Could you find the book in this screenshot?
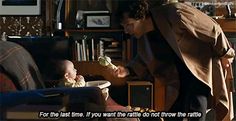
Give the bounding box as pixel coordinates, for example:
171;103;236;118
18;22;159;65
91;38;95;61
82;39;86;61
104;48;121;53
99;40;104;57
76;41;81;61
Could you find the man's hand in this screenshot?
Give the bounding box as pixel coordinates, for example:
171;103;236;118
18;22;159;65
112;66;130;78
221;58;234;69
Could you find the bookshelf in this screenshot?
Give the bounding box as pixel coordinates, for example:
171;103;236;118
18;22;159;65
64;0;129;62
63;0;131;83
64;29;127;62
64;29;123;33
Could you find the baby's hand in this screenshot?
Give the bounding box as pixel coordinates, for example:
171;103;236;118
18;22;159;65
75;75;86;87
76;75;84;81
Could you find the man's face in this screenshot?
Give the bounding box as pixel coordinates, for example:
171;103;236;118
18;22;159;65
120;13;142;38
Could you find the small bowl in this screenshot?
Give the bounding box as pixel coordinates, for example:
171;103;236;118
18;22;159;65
85;80;111;89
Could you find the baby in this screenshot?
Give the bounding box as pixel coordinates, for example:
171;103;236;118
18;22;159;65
53;59;109;100
54;60;86;87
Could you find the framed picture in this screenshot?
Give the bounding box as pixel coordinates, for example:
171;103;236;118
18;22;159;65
0;0;41;15
84;13;111;28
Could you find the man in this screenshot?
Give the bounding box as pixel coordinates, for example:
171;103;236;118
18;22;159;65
112;0;235;121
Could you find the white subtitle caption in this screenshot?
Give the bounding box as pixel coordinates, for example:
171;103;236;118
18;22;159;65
38;111;202;118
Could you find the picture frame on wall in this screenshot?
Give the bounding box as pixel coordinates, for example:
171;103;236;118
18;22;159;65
84;13;111;28
0;0;41;15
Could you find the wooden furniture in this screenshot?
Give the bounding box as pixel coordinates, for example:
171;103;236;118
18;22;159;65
64;0;129;61
154;79;166;111
127;81;153;109
215;19;236;33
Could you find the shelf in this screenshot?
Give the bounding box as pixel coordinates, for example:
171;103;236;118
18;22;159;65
64;29;124;33
215;18;236;32
72;60;125;64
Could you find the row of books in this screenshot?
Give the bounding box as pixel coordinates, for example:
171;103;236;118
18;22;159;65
74;37;123;61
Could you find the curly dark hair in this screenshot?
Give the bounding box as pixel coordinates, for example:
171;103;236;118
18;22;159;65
117;0;149;20
116;0;164;21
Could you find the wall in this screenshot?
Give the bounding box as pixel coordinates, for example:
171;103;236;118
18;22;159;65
0;17;44;36
0;0;55;37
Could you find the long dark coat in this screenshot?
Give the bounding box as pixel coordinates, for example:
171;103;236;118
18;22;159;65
127;2;235;120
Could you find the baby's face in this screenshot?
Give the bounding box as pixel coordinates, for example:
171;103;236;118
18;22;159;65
65;61;77;80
